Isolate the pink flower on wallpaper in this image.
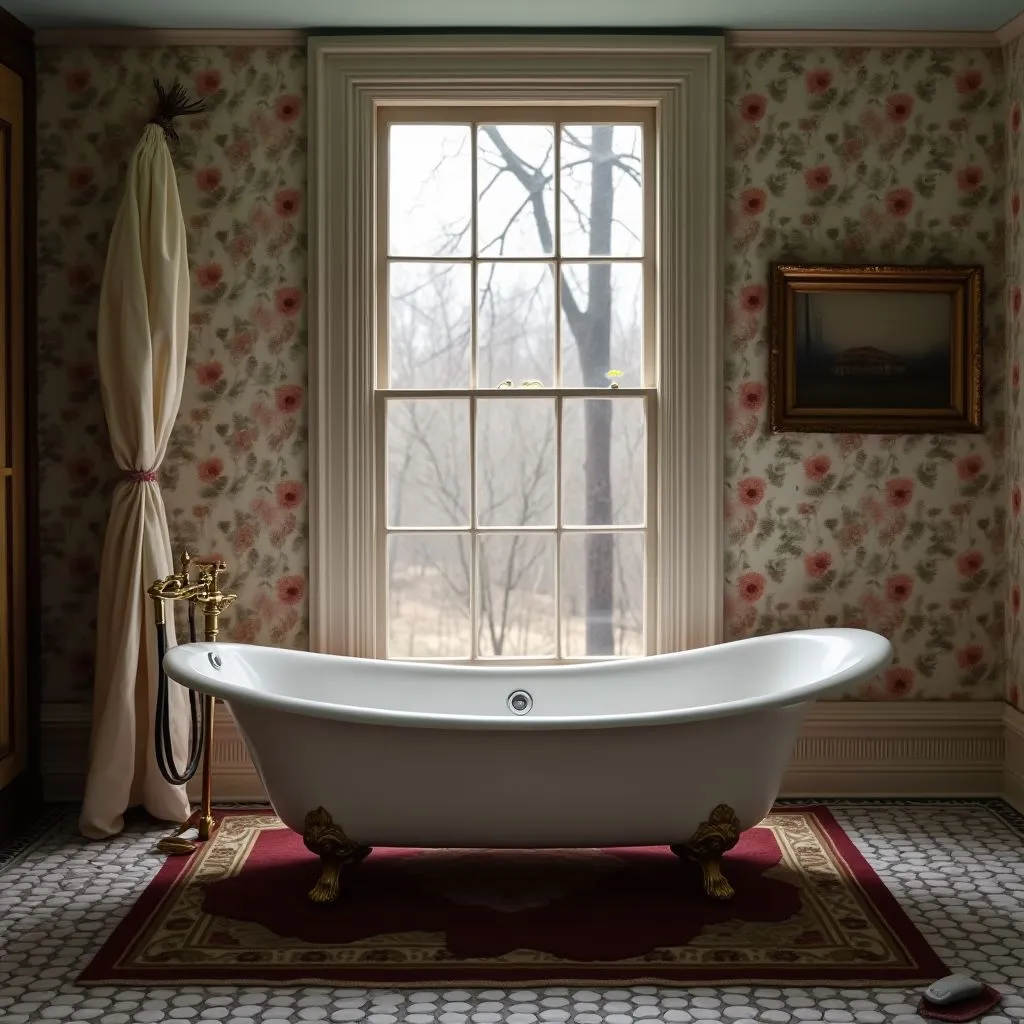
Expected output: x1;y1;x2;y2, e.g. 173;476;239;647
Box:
739;284;766;312
1014;192;1021;220
736;477;766;507
275;95;302;123
737;571;765;603
955;69;983;94
885;93;914;123
739;93;767;123
956;550;984;577
229;232;255;264
885;666;914;697
275;287;303;316
803;165;832;190
66;264;95;290
226;138;253;169
274;189;301;217
886;574;914;603
194;69;223;96
803;454;831;481
196;166;223;193
1013;101;1022;134
1013;362;1020;391
841;137;863;165
956;165;984;192
955;454;984;480
196;262;224;290
738;381;765;411
1013;583;1021;615
233;523;257;553
65;456;94;484
1013;485;1022;517
739;188;767;216
837;521;865;551
277;575;305;605
805;67;833;94
195;361;224;387
803;551;832;578
67;166;94;191
230;330;255;359
885;478;914;508
276;480;305;508
275;384;304;414
65;68;91;92
1013;286;1022;316
197;458;225;483
885;188;914;218
956;644;984;669
228;427;258;456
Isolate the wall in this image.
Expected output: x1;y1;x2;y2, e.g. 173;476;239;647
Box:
724;46;1006;701
1007;38;1024;713
35;44;1008;761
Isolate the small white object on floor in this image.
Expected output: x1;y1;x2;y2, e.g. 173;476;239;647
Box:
923;975;988;1007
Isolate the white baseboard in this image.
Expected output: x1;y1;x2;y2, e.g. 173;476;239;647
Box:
41;699;1009;805
1004;704;1024;813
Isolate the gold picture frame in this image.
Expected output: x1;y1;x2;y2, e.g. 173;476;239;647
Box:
768;263;983;433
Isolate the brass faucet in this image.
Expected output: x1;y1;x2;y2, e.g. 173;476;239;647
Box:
148;550;236;855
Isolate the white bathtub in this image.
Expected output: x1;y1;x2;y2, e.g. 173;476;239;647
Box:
164;628;891;902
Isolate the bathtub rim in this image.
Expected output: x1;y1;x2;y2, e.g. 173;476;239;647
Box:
162;627;893;732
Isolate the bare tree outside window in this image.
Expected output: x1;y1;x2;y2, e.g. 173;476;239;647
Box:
382;113;650;660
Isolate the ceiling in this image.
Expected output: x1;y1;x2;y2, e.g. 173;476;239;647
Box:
5;0;1023;32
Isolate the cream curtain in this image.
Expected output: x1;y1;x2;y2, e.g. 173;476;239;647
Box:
80;122;192;839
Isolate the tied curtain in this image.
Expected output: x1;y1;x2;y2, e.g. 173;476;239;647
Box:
79;120;192;839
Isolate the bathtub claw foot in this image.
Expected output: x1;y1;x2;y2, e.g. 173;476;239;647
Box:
671;803;742;901
302;806;372;906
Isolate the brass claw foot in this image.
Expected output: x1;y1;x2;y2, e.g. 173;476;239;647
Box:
671;803;741;901
302;806;372;906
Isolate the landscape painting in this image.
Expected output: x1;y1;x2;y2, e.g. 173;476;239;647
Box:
769;264;983;433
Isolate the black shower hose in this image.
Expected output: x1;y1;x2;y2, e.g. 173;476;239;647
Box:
154;599;204;785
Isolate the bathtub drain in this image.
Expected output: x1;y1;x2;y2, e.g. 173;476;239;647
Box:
507;690;533;715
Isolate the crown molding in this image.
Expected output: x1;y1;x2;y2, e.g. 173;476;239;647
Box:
36;27;306;46
996;11;1024;46
34;26;1014;50
727;29;1001;48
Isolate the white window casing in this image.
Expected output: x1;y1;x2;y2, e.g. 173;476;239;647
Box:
309;34;724;658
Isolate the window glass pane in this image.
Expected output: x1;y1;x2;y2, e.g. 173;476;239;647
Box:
561;533;644;657
387;399;469;527
562;397;645;527
560;124;643;258
478;262;555;389
478;533;556;657
477;124;555;257
389;124;471;257
477;398;555;527
389;534;470;658
560;263;642;387
389;262;471;389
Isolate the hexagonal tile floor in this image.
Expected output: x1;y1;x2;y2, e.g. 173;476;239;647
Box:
1;800;1023;1024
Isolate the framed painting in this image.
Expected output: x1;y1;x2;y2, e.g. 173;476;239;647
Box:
768;263;983;433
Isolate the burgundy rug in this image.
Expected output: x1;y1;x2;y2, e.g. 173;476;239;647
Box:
80;806;946;987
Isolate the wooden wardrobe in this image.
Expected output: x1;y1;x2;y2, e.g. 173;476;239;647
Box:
0;5;37;837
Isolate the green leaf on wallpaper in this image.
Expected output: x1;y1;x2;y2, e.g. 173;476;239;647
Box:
765;464;786;488
915;78;937;103
766;172;788;197
767;77;788;103
913;173;937;199
754;518;775;548
916;464;938;488
960;186;990;209
915;653;936;679
765;559;786;584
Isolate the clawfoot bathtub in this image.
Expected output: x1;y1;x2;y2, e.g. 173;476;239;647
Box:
163;627;892;905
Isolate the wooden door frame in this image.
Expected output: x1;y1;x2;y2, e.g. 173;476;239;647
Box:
0;4;40;838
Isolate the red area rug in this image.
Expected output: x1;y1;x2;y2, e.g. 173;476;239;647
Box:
79;806;945;987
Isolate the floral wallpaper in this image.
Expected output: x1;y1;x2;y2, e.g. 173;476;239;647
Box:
37;46;308;707
1007;39;1024;713
36;42;1011;725
724;47;1007;701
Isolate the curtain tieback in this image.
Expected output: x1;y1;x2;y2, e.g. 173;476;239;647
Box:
125;468;159;483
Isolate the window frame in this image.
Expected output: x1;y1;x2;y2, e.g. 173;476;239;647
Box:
309;34;724;659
